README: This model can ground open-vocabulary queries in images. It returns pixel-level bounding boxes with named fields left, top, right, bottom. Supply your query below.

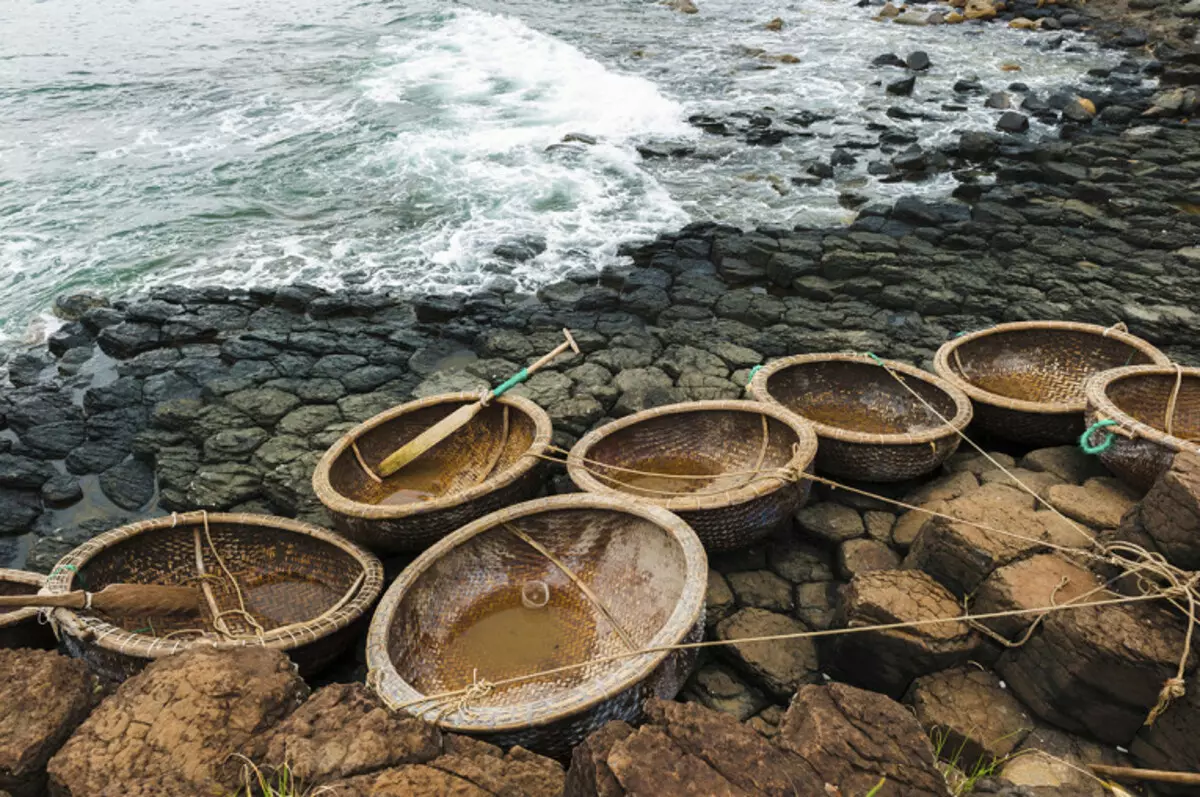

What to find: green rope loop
left=865, top=352, right=885, bottom=367
left=49, top=563, right=84, bottom=588
left=1080, top=419, right=1119, bottom=455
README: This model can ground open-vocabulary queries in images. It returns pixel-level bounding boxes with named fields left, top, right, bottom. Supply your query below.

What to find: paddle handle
left=0, top=591, right=86, bottom=609
left=491, top=329, right=580, bottom=399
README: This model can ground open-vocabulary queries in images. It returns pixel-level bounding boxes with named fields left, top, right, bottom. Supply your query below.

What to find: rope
left=1103, top=321, right=1130, bottom=337
left=351, top=441, right=382, bottom=485
left=504, top=522, right=638, bottom=651
left=1165, top=363, right=1184, bottom=439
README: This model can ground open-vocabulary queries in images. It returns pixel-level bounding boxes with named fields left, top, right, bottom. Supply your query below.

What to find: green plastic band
left=1080, top=419, right=1119, bottom=455
left=747, top=364, right=762, bottom=382
left=954, top=331, right=967, bottom=338
left=492, top=368, right=530, bottom=398
left=865, top=352, right=885, bottom=367
left=49, top=564, right=83, bottom=588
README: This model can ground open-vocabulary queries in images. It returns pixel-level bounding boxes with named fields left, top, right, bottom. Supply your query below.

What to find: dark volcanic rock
left=888, top=76, right=917, bottom=96
left=996, top=111, right=1030, bottom=133
left=98, top=459, right=156, bottom=511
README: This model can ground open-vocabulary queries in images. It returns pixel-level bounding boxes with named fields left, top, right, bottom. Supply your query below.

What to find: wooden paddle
left=0, top=584, right=199, bottom=616
left=377, top=329, right=580, bottom=477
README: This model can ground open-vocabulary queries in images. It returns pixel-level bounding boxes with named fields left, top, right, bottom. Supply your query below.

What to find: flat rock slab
left=795, top=502, right=864, bottom=543
left=47, top=647, right=308, bottom=797
left=777, top=682, right=950, bottom=797
left=726, top=570, right=794, bottom=613
left=1001, top=727, right=1125, bottom=797
left=1046, top=479, right=1135, bottom=530
left=1019, top=446, right=1106, bottom=485
left=832, top=569, right=978, bottom=697
left=905, top=667, right=1032, bottom=771
left=247, top=683, right=442, bottom=786
left=971, top=554, right=1102, bottom=640
left=716, top=608, right=820, bottom=700
left=997, top=600, right=1197, bottom=745
left=837, top=538, right=901, bottom=579
left=0, top=650, right=95, bottom=797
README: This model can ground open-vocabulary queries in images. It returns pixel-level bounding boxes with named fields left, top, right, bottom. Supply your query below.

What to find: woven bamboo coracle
left=312, top=392, right=553, bottom=553
left=747, top=353, right=973, bottom=483
left=366, top=494, right=707, bottom=759
left=43, top=512, right=384, bottom=681
left=566, top=400, right=818, bottom=551
left=934, top=321, right=1169, bottom=446
left=1084, top=365, right=1200, bottom=491
left=0, top=569, right=55, bottom=650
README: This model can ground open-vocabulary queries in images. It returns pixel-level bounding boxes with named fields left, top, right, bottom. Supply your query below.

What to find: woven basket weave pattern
left=747, top=354, right=971, bottom=483
left=1086, top=366, right=1200, bottom=491
left=0, top=569, right=54, bottom=650
left=934, top=322, right=1169, bottom=446
left=44, top=512, right=384, bottom=681
left=367, top=495, right=707, bottom=759
left=567, top=401, right=818, bottom=552
left=314, top=393, right=552, bottom=553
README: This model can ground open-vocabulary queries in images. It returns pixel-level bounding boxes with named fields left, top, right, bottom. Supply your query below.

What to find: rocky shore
left=2, top=0, right=1200, bottom=794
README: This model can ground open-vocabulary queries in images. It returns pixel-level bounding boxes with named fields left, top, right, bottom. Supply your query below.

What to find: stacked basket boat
left=8, top=317, right=1188, bottom=759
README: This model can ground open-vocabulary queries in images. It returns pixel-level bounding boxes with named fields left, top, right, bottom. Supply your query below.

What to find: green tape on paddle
left=1080, top=419, right=1119, bottom=455
left=492, top=368, right=530, bottom=398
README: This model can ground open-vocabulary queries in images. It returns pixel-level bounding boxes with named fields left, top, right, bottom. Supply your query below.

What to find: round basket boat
left=747, top=353, right=973, bottom=483
left=313, top=392, right=552, bottom=553
left=1084, top=365, right=1200, bottom=492
left=366, top=494, right=707, bottom=759
left=43, top=512, right=384, bottom=682
left=566, top=401, right=818, bottom=552
left=933, top=321, right=1169, bottom=446
left=0, top=569, right=55, bottom=650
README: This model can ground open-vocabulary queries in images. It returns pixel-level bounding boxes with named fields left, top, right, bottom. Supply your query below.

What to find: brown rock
left=768, top=536, right=835, bottom=583
left=1046, top=479, right=1135, bottom=530
left=863, top=510, right=896, bottom=543
left=946, top=451, right=1016, bottom=475
left=706, top=569, right=737, bottom=629
left=1124, top=451, right=1200, bottom=570
left=778, top=682, right=950, bottom=796
left=971, top=554, right=1102, bottom=640
left=902, top=483, right=1076, bottom=596
left=564, top=721, right=632, bottom=797
left=838, top=538, right=901, bottom=579
left=607, top=726, right=747, bottom=796
left=1001, top=727, right=1124, bottom=797
left=47, top=647, right=308, bottom=797
left=765, top=16, right=783, bottom=30
left=1131, top=675, right=1200, bottom=792
left=726, top=570, right=794, bottom=612
left=904, top=470, right=978, bottom=506
left=0, top=650, right=95, bottom=797
left=746, top=705, right=784, bottom=738
left=1020, top=446, right=1105, bottom=485
left=793, top=581, right=839, bottom=630
left=795, top=502, right=864, bottom=543
left=978, top=466, right=1063, bottom=499
left=681, top=661, right=770, bottom=721
left=832, top=569, right=979, bottom=697
left=892, top=500, right=947, bottom=548
left=248, top=683, right=441, bottom=786
left=997, top=600, right=1196, bottom=744
left=643, top=699, right=825, bottom=794
left=323, top=764, right=488, bottom=796
left=905, top=667, right=1033, bottom=771
left=431, top=744, right=565, bottom=797
left=716, top=608, right=820, bottom=700
left=879, top=1, right=901, bottom=17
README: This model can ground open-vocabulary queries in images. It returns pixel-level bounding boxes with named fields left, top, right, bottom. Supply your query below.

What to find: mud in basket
left=566, top=400, right=818, bottom=552
left=747, top=353, right=973, bottom=483
left=42, top=512, right=384, bottom=682
left=0, top=569, right=55, bottom=650
left=365, top=493, right=707, bottom=759
left=1083, top=364, right=1200, bottom=492
left=312, top=392, right=553, bottom=553
left=933, top=321, right=1168, bottom=446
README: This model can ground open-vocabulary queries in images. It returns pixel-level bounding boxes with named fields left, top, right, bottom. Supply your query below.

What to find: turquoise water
left=0, top=0, right=1118, bottom=340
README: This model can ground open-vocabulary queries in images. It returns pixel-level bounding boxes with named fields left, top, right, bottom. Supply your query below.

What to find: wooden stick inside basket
left=0, top=584, right=199, bottom=616
left=376, top=329, right=580, bottom=478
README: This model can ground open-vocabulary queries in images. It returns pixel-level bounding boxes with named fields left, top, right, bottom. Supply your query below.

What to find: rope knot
left=478, top=389, right=493, bottom=407
left=1147, top=676, right=1186, bottom=725
left=445, top=670, right=494, bottom=721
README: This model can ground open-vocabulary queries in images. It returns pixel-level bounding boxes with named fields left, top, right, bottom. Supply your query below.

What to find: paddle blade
left=377, top=402, right=482, bottom=477
left=89, top=584, right=200, bottom=616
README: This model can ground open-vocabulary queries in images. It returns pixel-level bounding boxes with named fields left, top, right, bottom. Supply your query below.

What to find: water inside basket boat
left=375, top=488, right=437, bottom=507
left=609, top=454, right=726, bottom=496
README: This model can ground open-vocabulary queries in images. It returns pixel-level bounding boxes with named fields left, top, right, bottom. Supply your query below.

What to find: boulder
left=768, top=536, right=835, bottom=583
left=795, top=502, right=864, bottom=543
left=863, top=511, right=895, bottom=544
left=715, top=608, right=820, bottom=700
left=0, top=650, right=95, bottom=797
left=905, top=667, right=1033, bottom=772
left=98, top=459, right=156, bottom=511
left=725, top=570, right=794, bottom=612
left=996, top=112, right=1029, bottom=134
left=997, top=600, right=1196, bottom=744
left=978, top=467, right=1063, bottom=499
left=1131, top=676, right=1200, bottom=791
left=892, top=501, right=946, bottom=548
left=1001, top=727, right=1124, bottom=797
left=681, top=662, right=770, bottom=721
left=1119, top=451, right=1200, bottom=569
left=971, top=554, right=1102, bottom=640
left=705, top=569, right=737, bottom=629
left=1019, top=446, right=1104, bottom=485
left=247, top=683, right=441, bottom=786
left=837, top=538, right=901, bottom=578
left=777, top=682, right=950, bottom=796
left=832, top=569, right=979, bottom=697
left=48, top=648, right=308, bottom=797
left=793, top=581, right=840, bottom=630
left=904, top=471, right=978, bottom=506
left=1046, top=478, right=1136, bottom=529
left=564, top=721, right=633, bottom=797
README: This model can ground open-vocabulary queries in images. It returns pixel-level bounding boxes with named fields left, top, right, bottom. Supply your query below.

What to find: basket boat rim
left=1085, top=364, right=1200, bottom=455
left=0, top=568, right=46, bottom=629
left=566, top=400, right=818, bottom=511
left=747, top=352, right=973, bottom=445
left=42, top=511, right=385, bottom=661
left=312, top=391, right=553, bottom=521
left=365, top=493, right=708, bottom=733
left=933, top=320, right=1170, bottom=415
